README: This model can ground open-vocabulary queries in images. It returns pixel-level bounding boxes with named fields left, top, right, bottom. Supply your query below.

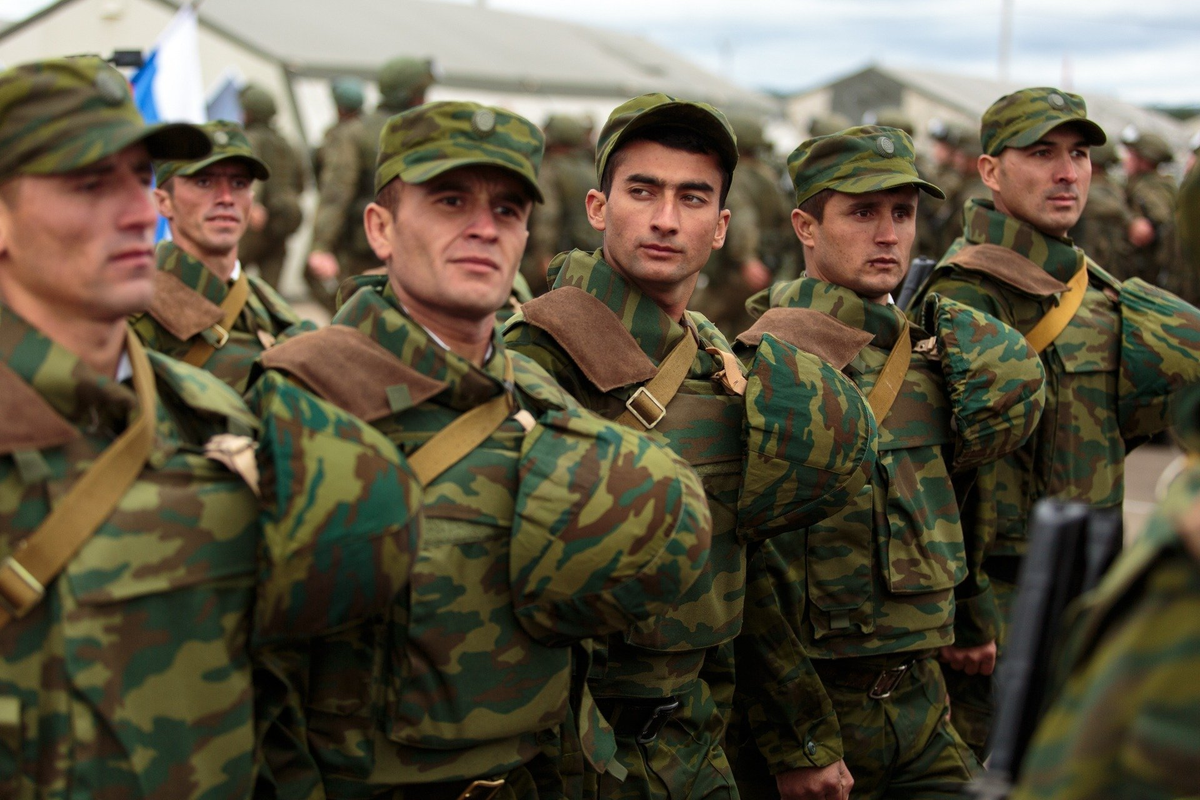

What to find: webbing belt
left=866, top=318, right=912, bottom=425
left=616, top=330, right=699, bottom=430
left=0, top=330, right=157, bottom=629
left=182, top=271, right=250, bottom=367
left=1024, top=257, right=1089, bottom=353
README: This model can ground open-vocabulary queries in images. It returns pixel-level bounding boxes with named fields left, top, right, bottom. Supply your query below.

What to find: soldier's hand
left=775, top=760, right=853, bottom=800
left=249, top=203, right=268, bottom=231
left=938, top=641, right=997, bottom=676
left=1128, top=216, right=1156, bottom=248
left=307, top=251, right=341, bottom=280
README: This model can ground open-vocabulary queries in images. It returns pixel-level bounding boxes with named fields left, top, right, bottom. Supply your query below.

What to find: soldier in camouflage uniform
left=505, top=93, right=880, bottom=800
left=306, top=56, right=435, bottom=313
left=1123, top=130, right=1180, bottom=292
left=938, top=124, right=990, bottom=256
left=905, top=86, right=1200, bottom=758
left=1179, top=134, right=1200, bottom=304
left=1069, top=139, right=1131, bottom=278
left=132, top=120, right=313, bottom=394
left=730, top=126, right=1045, bottom=800
left=312, top=77, right=364, bottom=184
left=1012, top=384, right=1200, bottom=800
left=236, top=84, right=306, bottom=291
left=255, top=99, right=716, bottom=800
left=0, top=56, right=423, bottom=799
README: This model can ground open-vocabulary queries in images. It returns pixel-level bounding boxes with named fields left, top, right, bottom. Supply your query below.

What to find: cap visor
left=23, top=119, right=212, bottom=176
left=1008, top=118, right=1106, bottom=150
left=393, top=156, right=544, bottom=203
left=177, top=153, right=271, bottom=181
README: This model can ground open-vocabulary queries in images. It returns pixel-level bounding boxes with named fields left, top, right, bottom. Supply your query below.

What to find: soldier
left=306, top=56, right=434, bottom=313
left=505, top=93, right=879, bottom=800
left=809, top=111, right=852, bottom=138
left=1011, top=385, right=1200, bottom=800
left=915, top=119, right=957, bottom=260
left=254, top=99, right=716, bottom=799
left=905, top=86, right=1200, bottom=758
left=1123, top=129, right=1179, bottom=290
left=1179, top=133, right=1200, bottom=304
left=237, top=84, right=306, bottom=291
left=0, top=56, right=422, bottom=799
left=132, top=120, right=313, bottom=393
left=730, top=125, right=1045, bottom=800
left=313, top=77, right=364, bottom=184
left=1069, top=139, right=1132, bottom=279
left=938, top=124, right=989, bottom=255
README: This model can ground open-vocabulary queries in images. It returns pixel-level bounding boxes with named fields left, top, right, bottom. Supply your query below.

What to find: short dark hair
left=600, top=125, right=733, bottom=207
left=375, top=178, right=402, bottom=216
left=797, top=188, right=833, bottom=223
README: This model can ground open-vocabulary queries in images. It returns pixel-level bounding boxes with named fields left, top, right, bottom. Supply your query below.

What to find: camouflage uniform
left=1070, top=141, right=1132, bottom=279
left=1012, top=386, right=1200, bottom=800
left=133, top=121, right=314, bottom=394
left=1123, top=132, right=1179, bottom=290
left=1179, top=143, right=1200, bottom=304
left=505, top=95, right=880, bottom=800
left=729, top=126, right=1046, bottom=800
left=907, top=87, right=1200, bottom=756
left=237, top=85, right=306, bottom=291
left=256, top=101, right=715, bottom=800
left=0, top=57, right=421, bottom=800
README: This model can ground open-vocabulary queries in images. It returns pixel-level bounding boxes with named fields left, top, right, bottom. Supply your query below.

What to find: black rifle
left=965, top=500, right=1124, bottom=800
left=897, top=256, right=936, bottom=313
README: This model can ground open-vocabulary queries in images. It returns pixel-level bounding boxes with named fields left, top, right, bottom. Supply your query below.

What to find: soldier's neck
left=199, top=249, right=239, bottom=283
left=602, top=247, right=695, bottom=323
left=0, top=289, right=126, bottom=378
left=390, top=280, right=493, bottom=367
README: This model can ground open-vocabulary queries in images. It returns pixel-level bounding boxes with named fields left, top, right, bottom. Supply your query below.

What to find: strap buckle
left=455, top=778, right=506, bottom=800
left=210, top=324, right=230, bottom=349
left=0, top=555, right=45, bottom=619
left=625, top=386, right=667, bottom=429
left=868, top=663, right=912, bottom=699
left=636, top=698, right=680, bottom=744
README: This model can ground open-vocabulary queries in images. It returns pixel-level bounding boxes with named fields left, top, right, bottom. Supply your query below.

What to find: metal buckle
left=625, top=386, right=667, bottom=429
left=868, top=664, right=911, bottom=699
left=209, top=324, right=230, bottom=349
left=455, top=778, right=506, bottom=800
left=0, top=556, right=45, bottom=619
left=636, top=698, right=680, bottom=744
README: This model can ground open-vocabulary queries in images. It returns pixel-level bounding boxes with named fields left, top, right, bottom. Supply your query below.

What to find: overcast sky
left=2, top=0, right=1197, bottom=106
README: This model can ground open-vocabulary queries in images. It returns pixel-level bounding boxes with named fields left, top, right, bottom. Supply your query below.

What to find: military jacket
left=0, top=303, right=420, bottom=799
left=1124, top=169, right=1177, bottom=286
left=310, top=115, right=369, bottom=259
left=255, top=275, right=712, bottom=792
left=912, top=199, right=1200, bottom=561
left=132, top=241, right=313, bottom=394
left=1071, top=174, right=1132, bottom=279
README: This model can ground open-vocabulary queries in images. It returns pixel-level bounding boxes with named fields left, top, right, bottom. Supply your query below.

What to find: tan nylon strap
left=1024, top=258, right=1089, bottom=353
left=615, top=329, right=699, bottom=430
left=866, top=318, right=912, bottom=425
left=0, top=330, right=157, bottom=629
left=181, top=271, right=250, bottom=367
left=406, top=354, right=516, bottom=487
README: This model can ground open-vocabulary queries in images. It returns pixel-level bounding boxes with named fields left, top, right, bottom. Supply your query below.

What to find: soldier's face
left=792, top=186, right=917, bottom=304
left=155, top=161, right=255, bottom=260
left=587, top=140, right=729, bottom=302
left=365, top=166, right=533, bottom=326
left=979, top=125, right=1091, bottom=237
left=0, top=144, right=157, bottom=323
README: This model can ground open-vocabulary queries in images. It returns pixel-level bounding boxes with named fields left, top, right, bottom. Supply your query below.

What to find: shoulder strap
left=1024, top=258, right=1089, bottom=353
left=736, top=307, right=874, bottom=370
left=181, top=271, right=251, bottom=367
left=950, top=243, right=1069, bottom=297
left=867, top=318, right=913, bottom=425
left=0, top=330, right=156, bottom=629
left=615, top=329, right=698, bottom=430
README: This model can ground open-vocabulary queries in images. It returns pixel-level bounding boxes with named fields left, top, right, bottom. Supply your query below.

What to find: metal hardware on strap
left=182, top=271, right=249, bottom=366
left=868, top=663, right=912, bottom=699
left=209, top=324, right=230, bottom=349
left=456, top=778, right=506, bottom=800
left=624, top=385, right=667, bottom=429
left=0, top=555, right=44, bottom=619
left=635, top=697, right=680, bottom=744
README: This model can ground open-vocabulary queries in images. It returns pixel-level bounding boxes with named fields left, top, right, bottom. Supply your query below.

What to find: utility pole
left=999, top=0, right=1014, bottom=82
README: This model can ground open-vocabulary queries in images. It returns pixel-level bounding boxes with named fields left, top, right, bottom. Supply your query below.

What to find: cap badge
left=213, top=130, right=230, bottom=146
left=1047, top=93, right=1066, bottom=109
left=471, top=108, right=496, bottom=137
left=93, top=71, right=128, bottom=106
left=876, top=135, right=895, bottom=156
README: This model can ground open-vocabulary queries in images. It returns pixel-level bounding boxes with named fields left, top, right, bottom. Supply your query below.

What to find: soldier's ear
left=585, top=188, right=607, bottom=234
left=711, top=207, right=731, bottom=251
left=792, top=207, right=817, bottom=248
left=978, top=154, right=1002, bottom=195
left=363, top=202, right=395, bottom=263
left=153, top=187, right=173, bottom=220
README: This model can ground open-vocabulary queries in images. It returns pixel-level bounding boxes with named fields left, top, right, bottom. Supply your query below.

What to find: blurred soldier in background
left=808, top=110, right=852, bottom=138
left=522, top=113, right=600, bottom=295
left=1070, top=139, right=1132, bottom=278
left=916, top=119, right=959, bottom=259
left=1179, top=133, right=1200, bottom=304
left=938, top=123, right=989, bottom=254
left=237, top=83, right=306, bottom=291
left=307, top=56, right=435, bottom=312
left=312, top=76, right=364, bottom=185
left=1122, top=129, right=1178, bottom=287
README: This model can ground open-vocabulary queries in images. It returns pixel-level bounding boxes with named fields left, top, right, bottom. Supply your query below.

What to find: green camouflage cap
left=331, top=77, right=365, bottom=113
left=1090, top=138, right=1120, bottom=168
left=729, top=112, right=767, bottom=154
left=788, top=125, right=945, bottom=207
left=981, top=86, right=1106, bottom=156
left=595, top=93, right=738, bottom=182
left=155, top=120, right=270, bottom=186
left=543, top=114, right=586, bottom=147
left=374, top=100, right=544, bottom=201
left=378, top=56, right=435, bottom=109
left=0, top=55, right=210, bottom=182
left=1122, top=128, right=1174, bottom=165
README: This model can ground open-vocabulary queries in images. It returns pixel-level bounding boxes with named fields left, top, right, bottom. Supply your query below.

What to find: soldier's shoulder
left=147, top=349, right=259, bottom=431
left=509, top=346, right=582, bottom=411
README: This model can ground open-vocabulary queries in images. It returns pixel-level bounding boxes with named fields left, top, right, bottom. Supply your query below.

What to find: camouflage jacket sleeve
left=309, top=126, right=362, bottom=253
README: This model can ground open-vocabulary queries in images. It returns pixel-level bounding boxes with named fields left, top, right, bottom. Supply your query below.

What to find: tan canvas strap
left=1024, top=258, right=1089, bottom=353
left=616, top=329, right=699, bottom=430
left=867, top=318, right=912, bottom=425
left=705, top=347, right=747, bottom=397
left=181, top=271, right=250, bottom=367
left=0, top=330, right=157, bottom=629
left=406, top=354, right=516, bottom=487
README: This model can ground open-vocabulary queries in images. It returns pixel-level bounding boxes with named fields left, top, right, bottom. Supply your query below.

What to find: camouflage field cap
left=378, top=56, right=436, bottom=108
left=374, top=100, right=545, bottom=201
left=788, top=125, right=945, bottom=207
left=595, top=93, right=738, bottom=182
left=981, top=86, right=1106, bottom=156
left=543, top=114, right=586, bottom=148
left=0, top=56, right=210, bottom=182
left=1122, top=128, right=1174, bottom=165
left=155, top=120, right=271, bottom=186
left=1090, top=138, right=1120, bottom=168
left=239, top=84, right=277, bottom=122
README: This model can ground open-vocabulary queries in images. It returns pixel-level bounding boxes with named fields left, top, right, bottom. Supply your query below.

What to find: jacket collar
left=764, top=276, right=910, bottom=350
left=959, top=199, right=1081, bottom=283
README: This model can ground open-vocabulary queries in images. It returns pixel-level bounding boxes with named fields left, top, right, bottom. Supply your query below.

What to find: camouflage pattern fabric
left=979, top=87, right=1105, bottom=156
left=786, top=125, right=944, bottom=207
left=1124, top=169, right=1178, bottom=288
left=132, top=241, right=315, bottom=394
left=1012, top=388, right=1200, bottom=800
left=0, top=303, right=421, bottom=799
left=257, top=275, right=712, bottom=798
left=240, top=120, right=306, bottom=290
left=1070, top=170, right=1132, bottom=279
left=594, top=93, right=737, bottom=183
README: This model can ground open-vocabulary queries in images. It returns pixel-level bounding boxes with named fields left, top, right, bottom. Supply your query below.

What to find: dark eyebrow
left=624, top=172, right=665, bottom=188
left=1030, top=138, right=1090, bottom=149
left=624, top=173, right=715, bottom=195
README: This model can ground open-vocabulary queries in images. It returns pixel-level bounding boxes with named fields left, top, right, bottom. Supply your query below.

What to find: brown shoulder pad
left=259, top=326, right=446, bottom=422
left=520, top=286, right=658, bottom=392
left=949, top=244, right=1069, bottom=297
left=147, top=271, right=225, bottom=341
left=736, top=307, right=873, bottom=370
left=0, top=361, right=79, bottom=455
